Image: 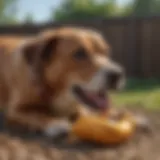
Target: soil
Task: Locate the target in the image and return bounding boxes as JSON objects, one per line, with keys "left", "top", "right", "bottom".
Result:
{"left": 0, "top": 108, "right": 159, "bottom": 160}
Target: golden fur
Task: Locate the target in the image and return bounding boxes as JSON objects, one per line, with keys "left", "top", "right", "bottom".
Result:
{"left": 0, "top": 27, "right": 123, "bottom": 136}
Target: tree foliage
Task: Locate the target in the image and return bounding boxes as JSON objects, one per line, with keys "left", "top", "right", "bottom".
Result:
{"left": 52, "top": 0, "right": 160, "bottom": 21}
{"left": 121, "top": 0, "right": 160, "bottom": 17}
{"left": 132, "top": 0, "right": 160, "bottom": 16}
{"left": 24, "top": 13, "right": 35, "bottom": 24}
{"left": 0, "top": 0, "right": 18, "bottom": 24}
{"left": 52, "top": 0, "right": 120, "bottom": 21}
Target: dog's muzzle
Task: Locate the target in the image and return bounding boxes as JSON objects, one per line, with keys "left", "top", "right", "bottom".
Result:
{"left": 106, "top": 68, "right": 125, "bottom": 90}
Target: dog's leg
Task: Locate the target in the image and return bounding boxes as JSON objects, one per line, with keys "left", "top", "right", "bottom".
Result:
{"left": 44, "top": 105, "right": 92, "bottom": 137}
{"left": 5, "top": 88, "right": 73, "bottom": 138}
{"left": 6, "top": 92, "right": 73, "bottom": 138}
{"left": 6, "top": 107, "right": 72, "bottom": 138}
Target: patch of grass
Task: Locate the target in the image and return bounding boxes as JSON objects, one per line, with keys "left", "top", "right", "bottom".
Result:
{"left": 111, "top": 78, "right": 160, "bottom": 109}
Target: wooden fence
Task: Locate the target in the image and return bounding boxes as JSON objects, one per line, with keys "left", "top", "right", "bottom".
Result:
{"left": 0, "top": 17, "right": 160, "bottom": 78}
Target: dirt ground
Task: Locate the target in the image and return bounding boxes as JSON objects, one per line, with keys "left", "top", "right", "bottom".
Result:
{"left": 0, "top": 108, "right": 159, "bottom": 160}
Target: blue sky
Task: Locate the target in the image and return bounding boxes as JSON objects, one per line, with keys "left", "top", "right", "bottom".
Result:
{"left": 17, "top": 0, "right": 132, "bottom": 22}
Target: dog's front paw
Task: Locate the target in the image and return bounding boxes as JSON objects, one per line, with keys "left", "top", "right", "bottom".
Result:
{"left": 134, "top": 114, "right": 152, "bottom": 133}
{"left": 44, "top": 120, "right": 72, "bottom": 138}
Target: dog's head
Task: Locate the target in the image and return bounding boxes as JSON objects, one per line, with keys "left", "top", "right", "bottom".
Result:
{"left": 20, "top": 27, "right": 125, "bottom": 113}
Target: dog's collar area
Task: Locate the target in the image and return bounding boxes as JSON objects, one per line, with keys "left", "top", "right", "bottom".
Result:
{"left": 72, "top": 85, "right": 109, "bottom": 111}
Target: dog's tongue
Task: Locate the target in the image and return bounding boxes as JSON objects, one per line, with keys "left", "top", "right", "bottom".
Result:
{"left": 85, "top": 92, "right": 109, "bottom": 110}
{"left": 93, "top": 96, "right": 107, "bottom": 109}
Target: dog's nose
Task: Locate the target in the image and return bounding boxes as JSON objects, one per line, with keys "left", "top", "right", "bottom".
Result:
{"left": 106, "top": 69, "right": 125, "bottom": 90}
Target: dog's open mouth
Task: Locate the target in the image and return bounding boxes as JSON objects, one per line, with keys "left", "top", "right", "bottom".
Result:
{"left": 72, "top": 85, "right": 110, "bottom": 111}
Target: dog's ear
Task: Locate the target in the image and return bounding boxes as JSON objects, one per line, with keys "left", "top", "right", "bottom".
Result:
{"left": 22, "top": 36, "right": 59, "bottom": 66}
{"left": 21, "top": 36, "right": 59, "bottom": 85}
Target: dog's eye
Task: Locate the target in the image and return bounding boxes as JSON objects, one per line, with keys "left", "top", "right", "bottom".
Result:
{"left": 73, "top": 49, "right": 88, "bottom": 60}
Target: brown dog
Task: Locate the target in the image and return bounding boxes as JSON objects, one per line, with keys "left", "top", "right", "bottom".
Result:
{"left": 0, "top": 27, "right": 124, "bottom": 137}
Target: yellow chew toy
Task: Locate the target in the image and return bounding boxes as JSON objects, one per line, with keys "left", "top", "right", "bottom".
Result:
{"left": 72, "top": 112, "right": 136, "bottom": 144}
